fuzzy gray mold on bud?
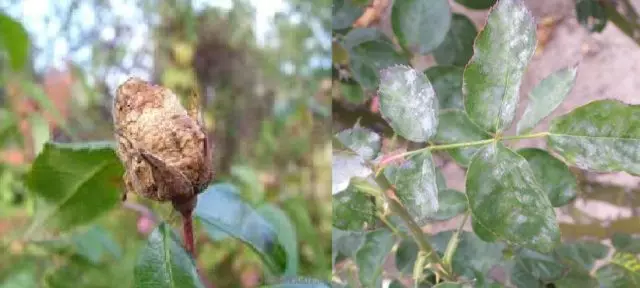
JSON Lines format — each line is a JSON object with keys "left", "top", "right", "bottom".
{"left": 112, "top": 77, "right": 213, "bottom": 211}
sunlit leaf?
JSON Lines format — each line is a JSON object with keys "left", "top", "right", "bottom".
{"left": 26, "top": 142, "right": 123, "bottom": 232}
{"left": 134, "top": 223, "right": 203, "bottom": 288}
{"left": 516, "top": 66, "right": 578, "bottom": 135}
{"left": 517, "top": 148, "right": 577, "bottom": 207}
{"left": 466, "top": 143, "right": 559, "bottom": 252}
{"left": 379, "top": 65, "right": 439, "bottom": 142}
{"left": 463, "top": 0, "right": 536, "bottom": 133}
{"left": 195, "top": 183, "right": 287, "bottom": 274}
{"left": 548, "top": 100, "right": 640, "bottom": 174}
{"left": 0, "top": 12, "right": 29, "bottom": 70}
{"left": 391, "top": 0, "right": 451, "bottom": 54}
{"left": 384, "top": 151, "right": 438, "bottom": 225}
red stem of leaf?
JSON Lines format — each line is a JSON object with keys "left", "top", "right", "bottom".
{"left": 182, "top": 210, "right": 196, "bottom": 257}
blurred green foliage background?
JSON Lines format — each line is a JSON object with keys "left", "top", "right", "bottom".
{"left": 0, "top": 0, "right": 332, "bottom": 286}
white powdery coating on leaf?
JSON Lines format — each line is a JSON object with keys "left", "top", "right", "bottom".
{"left": 332, "top": 153, "right": 373, "bottom": 195}
{"left": 378, "top": 65, "right": 439, "bottom": 142}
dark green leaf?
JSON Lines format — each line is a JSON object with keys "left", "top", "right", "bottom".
{"left": 517, "top": 148, "right": 577, "bottom": 207}
{"left": 552, "top": 261, "right": 598, "bottom": 288}
{"left": 466, "top": 143, "right": 560, "bottom": 252}
{"left": 379, "top": 65, "right": 439, "bottom": 142}
{"left": 433, "top": 110, "right": 491, "bottom": 167}
{"left": 433, "top": 189, "right": 467, "bottom": 221}
{"left": 548, "top": 100, "right": 640, "bottom": 174}
{"left": 26, "top": 142, "right": 123, "bottom": 232}
{"left": 431, "top": 230, "right": 505, "bottom": 279}
{"left": 384, "top": 151, "right": 439, "bottom": 225}
{"left": 596, "top": 263, "right": 640, "bottom": 288}
{"left": 576, "top": 0, "right": 607, "bottom": 33}
{"left": 433, "top": 14, "right": 477, "bottom": 67}
{"left": 554, "top": 241, "right": 609, "bottom": 270}
{"left": 612, "top": 233, "right": 640, "bottom": 254}
{"left": 257, "top": 204, "right": 298, "bottom": 277}
{"left": 391, "top": 0, "right": 451, "bottom": 54}
{"left": 436, "top": 167, "right": 447, "bottom": 190}
{"left": 195, "top": 183, "right": 287, "bottom": 274}
{"left": 134, "top": 223, "right": 203, "bottom": 288}
{"left": 509, "top": 259, "right": 541, "bottom": 288}
{"left": 343, "top": 30, "right": 408, "bottom": 90}
{"left": 389, "top": 280, "right": 406, "bottom": 288}
{"left": 513, "top": 249, "right": 566, "bottom": 282}
{"left": 333, "top": 0, "right": 364, "bottom": 31}
{"left": 336, "top": 125, "right": 381, "bottom": 160}
{"left": 332, "top": 151, "right": 372, "bottom": 195}
{"left": 454, "top": 0, "right": 497, "bottom": 10}
{"left": 332, "top": 228, "right": 365, "bottom": 264}
{"left": 355, "top": 229, "right": 395, "bottom": 288}
{"left": 516, "top": 66, "right": 578, "bottom": 135}
{"left": 463, "top": 0, "right": 536, "bottom": 133}
{"left": 395, "top": 239, "right": 418, "bottom": 274}
{"left": 0, "top": 12, "right": 29, "bottom": 70}
{"left": 339, "top": 82, "right": 366, "bottom": 104}
{"left": 332, "top": 185, "right": 376, "bottom": 231}
{"left": 424, "top": 66, "right": 464, "bottom": 111}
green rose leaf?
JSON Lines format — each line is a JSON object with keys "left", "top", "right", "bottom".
{"left": 516, "top": 66, "right": 578, "bottom": 135}
{"left": 257, "top": 204, "right": 299, "bottom": 277}
{"left": 431, "top": 230, "right": 505, "bottom": 279}
{"left": 517, "top": 148, "right": 577, "bottom": 207}
{"left": 436, "top": 167, "right": 447, "bottom": 190}
{"left": 379, "top": 65, "right": 439, "bottom": 142}
{"left": 195, "top": 183, "right": 287, "bottom": 274}
{"left": 395, "top": 239, "right": 418, "bottom": 274}
{"left": 332, "top": 185, "right": 376, "bottom": 231}
{"left": 0, "top": 12, "right": 29, "bottom": 70}
{"left": 355, "top": 229, "right": 395, "bottom": 288}
{"left": 332, "top": 0, "right": 364, "bottom": 31}
{"left": 332, "top": 229, "right": 365, "bottom": 265}
{"left": 454, "top": 0, "right": 497, "bottom": 10}
{"left": 384, "top": 151, "right": 439, "bottom": 225}
{"left": 262, "top": 279, "right": 331, "bottom": 288}
{"left": 552, "top": 261, "right": 598, "bottom": 288}
{"left": 466, "top": 143, "right": 560, "bottom": 252}
{"left": 512, "top": 249, "right": 566, "bottom": 283}
{"left": 576, "top": 0, "right": 607, "bottom": 33}
{"left": 26, "top": 142, "right": 123, "bottom": 232}
{"left": 612, "top": 233, "right": 640, "bottom": 254}
{"left": 343, "top": 29, "right": 408, "bottom": 90}
{"left": 555, "top": 241, "right": 609, "bottom": 270}
{"left": 134, "top": 223, "right": 203, "bottom": 288}
{"left": 463, "top": 0, "right": 536, "bottom": 133}
{"left": 336, "top": 125, "right": 381, "bottom": 160}
{"left": 391, "top": 0, "right": 451, "bottom": 54}
{"left": 433, "top": 283, "right": 464, "bottom": 288}
{"left": 425, "top": 66, "right": 464, "bottom": 111}
{"left": 596, "top": 262, "right": 640, "bottom": 288}
{"left": 548, "top": 100, "right": 640, "bottom": 174}
{"left": 332, "top": 151, "right": 372, "bottom": 195}
{"left": 433, "top": 189, "right": 468, "bottom": 221}
{"left": 434, "top": 109, "right": 491, "bottom": 167}
{"left": 433, "top": 14, "right": 477, "bottom": 67}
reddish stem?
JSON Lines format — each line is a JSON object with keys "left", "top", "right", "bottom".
{"left": 182, "top": 209, "right": 196, "bottom": 257}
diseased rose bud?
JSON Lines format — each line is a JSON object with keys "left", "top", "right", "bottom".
{"left": 112, "top": 77, "right": 213, "bottom": 213}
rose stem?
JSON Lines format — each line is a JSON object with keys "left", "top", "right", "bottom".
{"left": 182, "top": 209, "right": 196, "bottom": 257}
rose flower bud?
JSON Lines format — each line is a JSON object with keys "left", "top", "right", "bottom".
{"left": 112, "top": 77, "right": 213, "bottom": 214}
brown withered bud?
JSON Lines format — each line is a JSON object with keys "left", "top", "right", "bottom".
{"left": 112, "top": 77, "right": 213, "bottom": 214}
